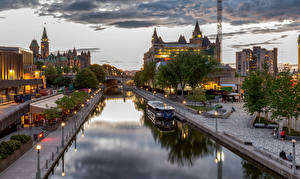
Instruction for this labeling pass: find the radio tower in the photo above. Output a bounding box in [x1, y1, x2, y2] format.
[217, 0, 222, 63]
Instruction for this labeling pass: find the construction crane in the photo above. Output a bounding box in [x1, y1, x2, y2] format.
[217, 0, 222, 63]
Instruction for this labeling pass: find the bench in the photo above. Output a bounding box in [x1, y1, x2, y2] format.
[266, 124, 279, 129]
[254, 123, 266, 128]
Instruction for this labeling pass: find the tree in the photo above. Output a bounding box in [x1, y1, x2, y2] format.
[56, 96, 76, 117]
[54, 76, 73, 88]
[143, 61, 156, 88]
[188, 88, 207, 106]
[56, 67, 63, 75]
[44, 108, 61, 122]
[72, 65, 80, 73]
[45, 65, 59, 87]
[74, 68, 99, 90]
[133, 71, 146, 87]
[242, 72, 268, 120]
[155, 63, 178, 95]
[185, 52, 218, 90]
[71, 91, 88, 107]
[270, 71, 300, 133]
[89, 64, 106, 83]
[35, 61, 45, 71]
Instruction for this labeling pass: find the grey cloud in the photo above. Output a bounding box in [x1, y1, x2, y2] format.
[110, 20, 158, 28]
[0, 0, 39, 11]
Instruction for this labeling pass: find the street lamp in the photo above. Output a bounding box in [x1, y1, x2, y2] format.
[215, 111, 218, 133]
[36, 145, 41, 179]
[61, 122, 65, 147]
[292, 139, 296, 174]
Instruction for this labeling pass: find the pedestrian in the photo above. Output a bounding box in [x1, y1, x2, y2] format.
[280, 150, 287, 159]
[287, 153, 293, 161]
[280, 130, 285, 140]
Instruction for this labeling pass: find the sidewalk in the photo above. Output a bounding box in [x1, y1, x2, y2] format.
[134, 88, 300, 177]
[0, 91, 102, 179]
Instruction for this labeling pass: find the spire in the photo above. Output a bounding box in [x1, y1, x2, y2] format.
[42, 27, 48, 39]
[193, 21, 202, 38]
[152, 28, 160, 44]
[73, 48, 77, 56]
[178, 35, 187, 44]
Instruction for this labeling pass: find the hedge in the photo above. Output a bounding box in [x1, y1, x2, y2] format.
[0, 135, 31, 160]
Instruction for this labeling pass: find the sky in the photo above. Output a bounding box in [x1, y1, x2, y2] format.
[0, 0, 299, 70]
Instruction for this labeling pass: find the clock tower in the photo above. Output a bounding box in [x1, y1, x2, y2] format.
[41, 27, 49, 59]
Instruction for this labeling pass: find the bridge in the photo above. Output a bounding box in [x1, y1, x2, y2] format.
[103, 76, 133, 93]
[105, 75, 132, 82]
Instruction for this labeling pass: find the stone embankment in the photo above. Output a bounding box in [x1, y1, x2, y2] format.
[132, 87, 299, 179]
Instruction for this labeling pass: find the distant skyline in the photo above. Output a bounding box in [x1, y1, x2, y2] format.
[0, 1, 300, 70]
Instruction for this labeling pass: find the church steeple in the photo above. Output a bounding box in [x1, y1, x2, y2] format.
[42, 27, 48, 40]
[193, 21, 202, 38]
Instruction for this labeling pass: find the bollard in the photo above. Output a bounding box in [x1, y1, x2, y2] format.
[52, 152, 54, 160]
[46, 160, 48, 169]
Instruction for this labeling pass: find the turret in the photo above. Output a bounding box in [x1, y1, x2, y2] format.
[41, 27, 49, 58]
[152, 28, 160, 44]
[192, 21, 202, 39]
[29, 39, 39, 57]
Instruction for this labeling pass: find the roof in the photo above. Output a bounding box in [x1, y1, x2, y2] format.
[147, 101, 174, 110]
[30, 39, 39, 48]
[30, 94, 64, 114]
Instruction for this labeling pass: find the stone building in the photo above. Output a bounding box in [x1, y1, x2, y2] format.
[143, 21, 219, 65]
[30, 27, 91, 69]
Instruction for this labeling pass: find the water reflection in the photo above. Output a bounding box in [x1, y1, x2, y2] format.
[50, 93, 277, 179]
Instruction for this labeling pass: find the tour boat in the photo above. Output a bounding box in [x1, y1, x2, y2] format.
[146, 101, 175, 130]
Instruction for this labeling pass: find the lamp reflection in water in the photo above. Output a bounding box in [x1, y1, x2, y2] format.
[74, 136, 77, 152]
[81, 126, 85, 137]
[215, 145, 224, 179]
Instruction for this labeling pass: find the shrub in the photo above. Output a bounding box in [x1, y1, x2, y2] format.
[10, 135, 31, 144]
[7, 140, 21, 151]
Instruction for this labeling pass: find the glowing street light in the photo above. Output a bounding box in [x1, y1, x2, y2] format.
[36, 145, 41, 179]
[61, 122, 65, 147]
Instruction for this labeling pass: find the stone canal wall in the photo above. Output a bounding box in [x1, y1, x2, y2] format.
[132, 87, 299, 179]
[42, 91, 103, 179]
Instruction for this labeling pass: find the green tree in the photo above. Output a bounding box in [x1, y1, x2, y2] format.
[44, 107, 61, 122]
[56, 96, 76, 117]
[185, 52, 218, 90]
[35, 61, 45, 71]
[270, 71, 300, 133]
[156, 63, 178, 95]
[74, 68, 99, 90]
[242, 72, 268, 120]
[89, 64, 106, 83]
[56, 67, 63, 75]
[188, 88, 207, 106]
[133, 71, 146, 87]
[54, 76, 73, 87]
[143, 61, 156, 88]
[45, 65, 59, 87]
[71, 91, 88, 107]
[72, 65, 80, 73]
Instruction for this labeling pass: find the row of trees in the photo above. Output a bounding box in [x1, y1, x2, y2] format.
[134, 51, 219, 98]
[243, 70, 300, 133]
[44, 91, 89, 122]
[43, 64, 106, 90]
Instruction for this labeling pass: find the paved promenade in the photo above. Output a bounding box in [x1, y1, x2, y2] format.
[0, 91, 102, 179]
[133, 87, 300, 178]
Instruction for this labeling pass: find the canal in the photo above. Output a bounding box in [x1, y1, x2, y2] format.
[50, 92, 278, 179]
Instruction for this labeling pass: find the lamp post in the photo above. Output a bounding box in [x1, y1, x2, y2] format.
[215, 111, 218, 133]
[292, 139, 296, 174]
[61, 122, 65, 147]
[36, 145, 41, 179]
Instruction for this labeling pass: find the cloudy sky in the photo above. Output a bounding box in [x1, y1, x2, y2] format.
[0, 0, 299, 70]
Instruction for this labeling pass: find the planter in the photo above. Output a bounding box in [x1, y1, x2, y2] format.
[0, 139, 33, 172]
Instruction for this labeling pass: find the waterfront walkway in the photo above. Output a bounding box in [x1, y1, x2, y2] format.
[132, 87, 300, 178]
[0, 91, 102, 179]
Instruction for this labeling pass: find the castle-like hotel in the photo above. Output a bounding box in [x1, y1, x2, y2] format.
[144, 21, 220, 65]
[29, 27, 91, 68]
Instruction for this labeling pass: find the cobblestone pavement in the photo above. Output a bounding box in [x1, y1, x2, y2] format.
[0, 92, 102, 179]
[135, 88, 300, 165]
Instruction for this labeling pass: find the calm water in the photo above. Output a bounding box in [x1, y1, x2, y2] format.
[50, 92, 278, 179]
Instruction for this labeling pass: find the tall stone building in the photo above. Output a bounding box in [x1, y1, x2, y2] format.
[236, 46, 278, 76]
[30, 27, 91, 69]
[144, 21, 218, 65]
[41, 27, 49, 59]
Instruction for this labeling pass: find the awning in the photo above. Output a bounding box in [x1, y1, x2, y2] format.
[221, 84, 236, 87]
[30, 94, 64, 114]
